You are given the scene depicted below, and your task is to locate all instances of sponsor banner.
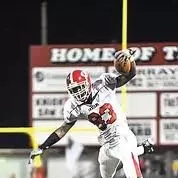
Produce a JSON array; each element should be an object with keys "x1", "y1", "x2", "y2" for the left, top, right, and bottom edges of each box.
[
  {"x1": 30, "y1": 43, "x2": 178, "y2": 66},
  {"x1": 128, "y1": 119, "x2": 157, "y2": 144},
  {"x1": 160, "y1": 119, "x2": 178, "y2": 145},
  {"x1": 116, "y1": 93, "x2": 157, "y2": 117},
  {"x1": 160, "y1": 93, "x2": 178, "y2": 117},
  {"x1": 109, "y1": 65, "x2": 178, "y2": 91},
  {"x1": 33, "y1": 120, "x2": 99, "y2": 146},
  {"x1": 32, "y1": 66, "x2": 105, "y2": 92},
  {"x1": 32, "y1": 94, "x2": 68, "y2": 119}
]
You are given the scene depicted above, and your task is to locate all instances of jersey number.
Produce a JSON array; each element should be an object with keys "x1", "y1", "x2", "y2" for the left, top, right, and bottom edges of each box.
[{"x1": 88, "y1": 103, "x2": 116, "y2": 130}]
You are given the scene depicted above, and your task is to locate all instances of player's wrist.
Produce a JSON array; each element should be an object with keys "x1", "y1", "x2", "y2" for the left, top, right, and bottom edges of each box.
[
  {"x1": 38, "y1": 145, "x2": 46, "y2": 151},
  {"x1": 39, "y1": 132, "x2": 60, "y2": 150}
]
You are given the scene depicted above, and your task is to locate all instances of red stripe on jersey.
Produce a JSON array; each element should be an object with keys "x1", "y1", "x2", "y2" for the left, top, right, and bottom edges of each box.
[{"x1": 131, "y1": 153, "x2": 142, "y2": 178}]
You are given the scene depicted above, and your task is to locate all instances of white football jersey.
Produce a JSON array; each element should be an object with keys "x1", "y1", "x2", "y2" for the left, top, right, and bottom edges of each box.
[{"x1": 64, "y1": 72, "x2": 130, "y2": 145}]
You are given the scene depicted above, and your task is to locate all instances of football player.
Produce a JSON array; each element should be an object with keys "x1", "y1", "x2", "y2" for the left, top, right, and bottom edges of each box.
[{"x1": 29, "y1": 48, "x2": 154, "y2": 178}]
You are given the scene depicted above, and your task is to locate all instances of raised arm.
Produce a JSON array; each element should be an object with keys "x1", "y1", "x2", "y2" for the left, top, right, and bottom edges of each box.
[
  {"x1": 104, "y1": 49, "x2": 136, "y2": 90},
  {"x1": 115, "y1": 60, "x2": 136, "y2": 88}
]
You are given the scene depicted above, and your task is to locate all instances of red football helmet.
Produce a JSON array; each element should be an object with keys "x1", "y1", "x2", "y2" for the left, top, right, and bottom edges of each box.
[{"x1": 66, "y1": 70, "x2": 92, "y2": 102}]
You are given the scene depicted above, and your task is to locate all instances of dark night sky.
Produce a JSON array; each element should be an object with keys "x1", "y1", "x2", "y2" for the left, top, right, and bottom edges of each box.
[{"x1": 0, "y1": 0, "x2": 178, "y2": 147}]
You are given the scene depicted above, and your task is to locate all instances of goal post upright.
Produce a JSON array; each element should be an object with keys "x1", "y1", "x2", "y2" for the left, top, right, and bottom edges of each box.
[{"x1": 121, "y1": 0, "x2": 128, "y2": 113}]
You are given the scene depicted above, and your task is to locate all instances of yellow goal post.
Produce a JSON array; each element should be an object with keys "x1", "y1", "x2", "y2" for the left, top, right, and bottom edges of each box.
[{"x1": 121, "y1": 0, "x2": 128, "y2": 113}]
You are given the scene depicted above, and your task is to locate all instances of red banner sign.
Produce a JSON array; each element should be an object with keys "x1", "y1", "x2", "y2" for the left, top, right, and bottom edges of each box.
[{"x1": 30, "y1": 42, "x2": 178, "y2": 67}]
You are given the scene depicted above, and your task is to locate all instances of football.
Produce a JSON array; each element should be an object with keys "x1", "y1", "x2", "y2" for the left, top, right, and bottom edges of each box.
[{"x1": 114, "y1": 57, "x2": 131, "y2": 74}]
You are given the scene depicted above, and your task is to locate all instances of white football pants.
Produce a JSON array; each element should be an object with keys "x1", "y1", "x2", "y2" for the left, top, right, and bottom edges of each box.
[{"x1": 98, "y1": 129, "x2": 143, "y2": 178}]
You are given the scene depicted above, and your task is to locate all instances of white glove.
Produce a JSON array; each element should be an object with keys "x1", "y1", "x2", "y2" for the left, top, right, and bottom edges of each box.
[
  {"x1": 114, "y1": 48, "x2": 136, "y2": 62},
  {"x1": 28, "y1": 148, "x2": 43, "y2": 164}
]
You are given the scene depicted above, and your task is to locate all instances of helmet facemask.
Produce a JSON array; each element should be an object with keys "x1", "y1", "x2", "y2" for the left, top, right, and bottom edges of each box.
[{"x1": 67, "y1": 80, "x2": 91, "y2": 102}]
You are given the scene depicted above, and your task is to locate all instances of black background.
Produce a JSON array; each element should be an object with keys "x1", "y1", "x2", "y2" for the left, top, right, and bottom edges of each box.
[{"x1": 0, "y1": 0, "x2": 177, "y2": 147}]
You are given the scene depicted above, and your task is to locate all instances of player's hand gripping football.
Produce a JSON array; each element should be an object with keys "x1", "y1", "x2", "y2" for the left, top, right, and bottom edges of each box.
[
  {"x1": 28, "y1": 148, "x2": 43, "y2": 164},
  {"x1": 113, "y1": 48, "x2": 136, "y2": 74}
]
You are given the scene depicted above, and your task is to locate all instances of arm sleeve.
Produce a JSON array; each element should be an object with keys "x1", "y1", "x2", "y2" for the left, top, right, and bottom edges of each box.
[{"x1": 39, "y1": 132, "x2": 60, "y2": 150}]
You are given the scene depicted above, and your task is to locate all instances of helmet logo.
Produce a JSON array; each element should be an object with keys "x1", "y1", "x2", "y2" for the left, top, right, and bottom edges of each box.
[{"x1": 80, "y1": 71, "x2": 86, "y2": 78}]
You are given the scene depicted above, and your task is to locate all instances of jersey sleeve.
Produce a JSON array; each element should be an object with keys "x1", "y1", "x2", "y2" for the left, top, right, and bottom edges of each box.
[
  {"x1": 100, "y1": 73, "x2": 120, "y2": 90},
  {"x1": 63, "y1": 99, "x2": 78, "y2": 123}
]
